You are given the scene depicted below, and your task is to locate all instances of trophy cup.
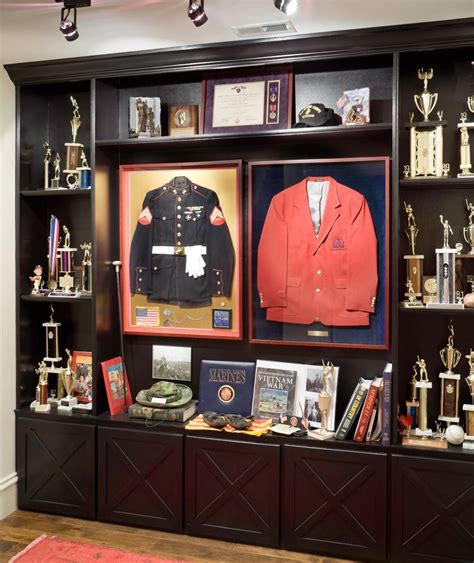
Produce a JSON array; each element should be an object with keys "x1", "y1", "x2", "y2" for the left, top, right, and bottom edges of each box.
[
  {"x1": 462, "y1": 349, "x2": 474, "y2": 449},
  {"x1": 438, "y1": 321, "x2": 461, "y2": 423},
  {"x1": 457, "y1": 97, "x2": 474, "y2": 178},
  {"x1": 77, "y1": 150, "x2": 91, "y2": 190},
  {"x1": 402, "y1": 202, "x2": 424, "y2": 306},
  {"x1": 59, "y1": 349, "x2": 78, "y2": 411},
  {"x1": 43, "y1": 141, "x2": 52, "y2": 190},
  {"x1": 80, "y1": 242, "x2": 92, "y2": 293},
  {"x1": 63, "y1": 96, "x2": 83, "y2": 190},
  {"x1": 404, "y1": 69, "x2": 449, "y2": 178},
  {"x1": 427, "y1": 215, "x2": 462, "y2": 308},
  {"x1": 310, "y1": 361, "x2": 335, "y2": 441},
  {"x1": 463, "y1": 199, "x2": 474, "y2": 255},
  {"x1": 31, "y1": 361, "x2": 51, "y2": 413}
]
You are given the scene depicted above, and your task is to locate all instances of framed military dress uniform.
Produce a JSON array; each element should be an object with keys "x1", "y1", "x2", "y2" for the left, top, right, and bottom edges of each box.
[
  {"x1": 120, "y1": 161, "x2": 242, "y2": 339},
  {"x1": 249, "y1": 157, "x2": 390, "y2": 349}
]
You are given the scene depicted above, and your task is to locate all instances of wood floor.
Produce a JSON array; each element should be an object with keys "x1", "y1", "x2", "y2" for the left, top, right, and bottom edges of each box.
[{"x1": 0, "y1": 510, "x2": 355, "y2": 563}]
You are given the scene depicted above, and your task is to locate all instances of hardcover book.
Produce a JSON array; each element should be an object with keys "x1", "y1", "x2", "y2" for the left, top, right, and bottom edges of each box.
[
  {"x1": 381, "y1": 362, "x2": 393, "y2": 446},
  {"x1": 198, "y1": 361, "x2": 255, "y2": 416},
  {"x1": 252, "y1": 360, "x2": 299, "y2": 421},
  {"x1": 335, "y1": 378, "x2": 371, "y2": 440},
  {"x1": 354, "y1": 377, "x2": 382, "y2": 442}
]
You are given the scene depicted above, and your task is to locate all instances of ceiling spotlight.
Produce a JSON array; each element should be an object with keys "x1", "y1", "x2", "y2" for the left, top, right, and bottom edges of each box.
[
  {"x1": 188, "y1": 0, "x2": 208, "y2": 27},
  {"x1": 274, "y1": 0, "x2": 298, "y2": 16},
  {"x1": 60, "y1": 7, "x2": 79, "y2": 41}
]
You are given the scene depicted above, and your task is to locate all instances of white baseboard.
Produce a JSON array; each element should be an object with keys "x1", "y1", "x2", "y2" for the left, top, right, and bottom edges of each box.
[{"x1": 0, "y1": 472, "x2": 17, "y2": 519}]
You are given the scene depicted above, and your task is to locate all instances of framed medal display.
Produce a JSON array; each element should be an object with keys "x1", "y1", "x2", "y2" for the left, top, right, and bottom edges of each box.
[
  {"x1": 120, "y1": 161, "x2": 242, "y2": 340},
  {"x1": 249, "y1": 157, "x2": 390, "y2": 349},
  {"x1": 201, "y1": 68, "x2": 293, "y2": 135}
]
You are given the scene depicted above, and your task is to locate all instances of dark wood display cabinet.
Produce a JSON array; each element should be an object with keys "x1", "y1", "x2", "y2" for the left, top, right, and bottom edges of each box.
[{"x1": 6, "y1": 18, "x2": 474, "y2": 563}]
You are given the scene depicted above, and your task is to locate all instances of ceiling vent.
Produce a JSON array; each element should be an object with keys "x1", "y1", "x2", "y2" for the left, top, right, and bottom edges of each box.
[{"x1": 232, "y1": 20, "x2": 296, "y2": 39}]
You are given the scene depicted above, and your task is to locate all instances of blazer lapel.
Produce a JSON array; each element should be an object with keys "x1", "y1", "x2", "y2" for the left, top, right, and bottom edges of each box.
[{"x1": 293, "y1": 177, "x2": 341, "y2": 256}]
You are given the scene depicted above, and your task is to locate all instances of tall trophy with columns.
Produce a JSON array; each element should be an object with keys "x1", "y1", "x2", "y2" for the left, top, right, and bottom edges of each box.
[
  {"x1": 457, "y1": 96, "x2": 474, "y2": 178},
  {"x1": 463, "y1": 350, "x2": 474, "y2": 450},
  {"x1": 63, "y1": 96, "x2": 83, "y2": 189},
  {"x1": 402, "y1": 201, "x2": 423, "y2": 306},
  {"x1": 438, "y1": 321, "x2": 461, "y2": 424}
]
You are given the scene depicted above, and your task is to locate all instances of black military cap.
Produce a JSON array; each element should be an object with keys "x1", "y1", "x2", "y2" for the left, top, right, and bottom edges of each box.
[{"x1": 294, "y1": 103, "x2": 342, "y2": 128}]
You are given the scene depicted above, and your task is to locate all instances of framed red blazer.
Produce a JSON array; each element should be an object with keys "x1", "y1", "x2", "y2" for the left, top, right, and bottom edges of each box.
[{"x1": 257, "y1": 176, "x2": 378, "y2": 326}]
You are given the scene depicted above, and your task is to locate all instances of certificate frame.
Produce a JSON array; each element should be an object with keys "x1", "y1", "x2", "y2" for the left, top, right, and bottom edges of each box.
[
  {"x1": 201, "y1": 67, "x2": 293, "y2": 134},
  {"x1": 119, "y1": 160, "x2": 243, "y2": 340},
  {"x1": 248, "y1": 157, "x2": 390, "y2": 350}
]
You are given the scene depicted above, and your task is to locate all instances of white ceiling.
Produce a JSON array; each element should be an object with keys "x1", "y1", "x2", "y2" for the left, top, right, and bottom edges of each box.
[{"x1": 0, "y1": 0, "x2": 473, "y2": 65}]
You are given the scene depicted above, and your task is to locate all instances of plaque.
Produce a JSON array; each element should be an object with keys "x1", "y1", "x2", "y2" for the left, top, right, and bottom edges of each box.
[{"x1": 169, "y1": 105, "x2": 199, "y2": 136}]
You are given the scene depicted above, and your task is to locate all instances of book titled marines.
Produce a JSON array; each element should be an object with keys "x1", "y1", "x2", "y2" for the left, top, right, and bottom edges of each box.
[
  {"x1": 198, "y1": 361, "x2": 255, "y2": 416},
  {"x1": 335, "y1": 378, "x2": 371, "y2": 440},
  {"x1": 252, "y1": 360, "x2": 298, "y2": 421}
]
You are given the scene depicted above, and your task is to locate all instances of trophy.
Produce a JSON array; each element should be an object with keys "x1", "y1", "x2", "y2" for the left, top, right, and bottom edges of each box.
[
  {"x1": 438, "y1": 321, "x2": 461, "y2": 423},
  {"x1": 32, "y1": 361, "x2": 50, "y2": 413},
  {"x1": 402, "y1": 202, "x2": 424, "y2": 305},
  {"x1": 80, "y1": 242, "x2": 92, "y2": 293},
  {"x1": 50, "y1": 153, "x2": 63, "y2": 189},
  {"x1": 77, "y1": 150, "x2": 91, "y2": 190},
  {"x1": 413, "y1": 356, "x2": 432, "y2": 436},
  {"x1": 404, "y1": 69, "x2": 449, "y2": 178},
  {"x1": 427, "y1": 215, "x2": 462, "y2": 308},
  {"x1": 54, "y1": 225, "x2": 78, "y2": 294},
  {"x1": 59, "y1": 349, "x2": 78, "y2": 410},
  {"x1": 463, "y1": 199, "x2": 474, "y2": 255},
  {"x1": 457, "y1": 97, "x2": 474, "y2": 178},
  {"x1": 63, "y1": 96, "x2": 83, "y2": 189},
  {"x1": 462, "y1": 349, "x2": 474, "y2": 449},
  {"x1": 310, "y1": 361, "x2": 335, "y2": 441},
  {"x1": 43, "y1": 141, "x2": 52, "y2": 190},
  {"x1": 43, "y1": 305, "x2": 62, "y2": 371},
  {"x1": 406, "y1": 365, "x2": 420, "y2": 429}
]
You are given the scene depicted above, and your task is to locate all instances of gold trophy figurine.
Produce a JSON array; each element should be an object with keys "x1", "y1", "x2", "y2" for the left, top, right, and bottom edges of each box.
[
  {"x1": 457, "y1": 96, "x2": 474, "y2": 178},
  {"x1": 438, "y1": 320, "x2": 461, "y2": 423},
  {"x1": 463, "y1": 199, "x2": 474, "y2": 255},
  {"x1": 311, "y1": 361, "x2": 336, "y2": 441},
  {"x1": 463, "y1": 350, "x2": 474, "y2": 449}
]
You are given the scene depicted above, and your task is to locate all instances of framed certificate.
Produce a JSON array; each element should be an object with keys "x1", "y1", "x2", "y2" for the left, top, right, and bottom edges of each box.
[{"x1": 201, "y1": 68, "x2": 293, "y2": 134}]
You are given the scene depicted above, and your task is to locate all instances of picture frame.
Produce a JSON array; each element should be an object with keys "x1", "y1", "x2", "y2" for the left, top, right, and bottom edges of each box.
[
  {"x1": 101, "y1": 356, "x2": 133, "y2": 416},
  {"x1": 201, "y1": 67, "x2": 293, "y2": 135},
  {"x1": 152, "y1": 345, "x2": 192, "y2": 381},
  {"x1": 249, "y1": 157, "x2": 390, "y2": 349},
  {"x1": 71, "y1": 350, "x2": 93, "y2": 404},
  {"x1": 212, "y1": 308, "x2": 232, "y2": 329},
  {"x1": 120, "y1": 161, "x2": 242, "y2": 340}
]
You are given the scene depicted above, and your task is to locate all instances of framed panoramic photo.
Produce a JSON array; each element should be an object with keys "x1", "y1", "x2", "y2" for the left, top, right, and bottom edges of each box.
[
  {"x1": 201, "y1": 68, "x2": 293, "y2": 134},
  {"x1": 249, "y1": 157, "x2": 390, "y2": 349},
  {"x1": 120, "y1": 161, "x2": 242, "y2": 339}
]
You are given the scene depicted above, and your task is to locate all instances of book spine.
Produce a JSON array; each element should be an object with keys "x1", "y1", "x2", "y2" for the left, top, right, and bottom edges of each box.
[
  {"x1": 335, "y1": 382, "x2": 366, "y2": 440},
  {"x1": 381, "y1": 369, "x2": 392, "y2": 446},
  {"x1": 354, "y1": 381, "x2": 379, "y2": 442},
  {"x1": 365, "y1": 398, "x2": 378, "y2": 442}
]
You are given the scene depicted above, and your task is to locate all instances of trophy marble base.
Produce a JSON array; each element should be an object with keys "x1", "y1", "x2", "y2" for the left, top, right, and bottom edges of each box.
[
  {"x1": 57, "y1": 405, "x2": 74, "y2": 415},
  {"x1": 415, "y1": 427, "x2": 433, "y2": 437},
  {"x1": 458, "y1": 173, "x2": 474, "y2": 178},
  {"x1": 402, "y1": 435, "x2": 448, "y2": 449},
  {"x1": 426, "y1": 302, "x2": 464, "y2": 309},
  {"x1": 48, "y1": 291, "x2": 81, "y2": 298},
  {"x1": 402, "y1": 300, "x2": 424, "y2": 308},
  {"x1": 60, "y1": 396, "x2": 78, "y2": 408},
  {"x1": 30, "y1": 401, "x2": 51, "y2": 413},
  {"x1": 308, "y1": 429, "x2": 335, "y2": 441},
  {"x1": 463, "y1": 436, "x2": 474, "y2": 450},
  {"x1": 49, "y1": 179, "x2": 66, "y2": 190}
]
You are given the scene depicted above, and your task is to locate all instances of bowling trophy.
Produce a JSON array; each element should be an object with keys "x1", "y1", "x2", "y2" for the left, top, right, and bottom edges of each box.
[
  {"x1": 457, "y1": 97, "x2": 474, "y2": 177},
  {"x1": 404, "y1": 69, "x2": 449, "y2": 178},
  {"x1": 462, "y1": 349, "x2": 474, "y2": 449},
  {"x1": 438, "y1": 321, "x2": 461, "y2": 423},
  {"x1": 402, "y1": 202, "x2": 424, "y2": 306}
]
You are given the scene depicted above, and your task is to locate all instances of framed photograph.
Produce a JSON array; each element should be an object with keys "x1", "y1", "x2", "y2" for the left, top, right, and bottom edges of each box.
[
  {"x1": 249, "y1": 157, "x2": 390, "y2": 349},
  {"x1": 153, "y1": 345, "x2": 192, "y2": 381},
  {"x1": 212, "y1": 308, "x2": 232, "y2": 329},
  {"x1": 201, "y1": 68, "x2": 293, "y2": 134},
  {"x1": 101, "y1": 357, "x2": 133, "y2": 416},
  {"x1": 71, "y1": 350, "x2": 92, "y2": 404},
  {"x1": 297, "y1": 364, "x2": 340, "y2": 431},
  {"x1": 120, "y1": 161, "x2": 242, "y2": 340}
]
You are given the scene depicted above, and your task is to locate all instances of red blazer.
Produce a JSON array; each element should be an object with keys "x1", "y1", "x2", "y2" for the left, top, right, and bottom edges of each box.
[{"x1": 257, "y1": 176, "x2": 378, "y2": 326}]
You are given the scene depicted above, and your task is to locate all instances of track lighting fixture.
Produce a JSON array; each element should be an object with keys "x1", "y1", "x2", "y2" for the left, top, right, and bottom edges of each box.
[
  {"x1": 188, "y1": 0, "x2": 208, "y2": 27},
  {"x1": 274, "y1": 0, "x2": 298, "y2": 16},
  {"x1": 60, "y1": 7, "x2": 79, "y2": 41}
]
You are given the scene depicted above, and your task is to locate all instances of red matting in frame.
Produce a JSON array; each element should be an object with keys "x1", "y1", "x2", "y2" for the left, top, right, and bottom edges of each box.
[
  {"x1": 248, "y1": 157, "x2": 390, "y2": 350},
  {"x1": 120, "y1": 161, "x2": 243, "y2": 340}
]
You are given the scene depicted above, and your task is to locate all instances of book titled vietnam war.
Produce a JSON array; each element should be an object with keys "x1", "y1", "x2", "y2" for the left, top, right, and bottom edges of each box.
[
  {"x1": 252, "y1": 360, "x2": 299, "y2": 421},
  {"x1": 198, "y1": 361, "x2": 256, "y2": 416}
]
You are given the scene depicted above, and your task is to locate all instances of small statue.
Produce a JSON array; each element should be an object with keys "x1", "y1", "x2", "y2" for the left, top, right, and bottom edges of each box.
[
  {"x1": 80, "y1": 150, "x2": 89, "y2": 168},
  {"x1": 145, "y1": 106, "x2": 155, "y2": 134},
  {"x1": 416, "y1": 356, "x2": 429, "y2": 382},
  {"x1": 466, "y1": 199, "x2": 474, "y2": 226},
  {"x1": 35, "y1": 361, "x2": 48, "y2": 385},
  {"x1": 405, "y1": 279, "x2": 416, "y2": 303},
  {"x1": 70, "y1": 96, "x2": 81, "y2": 142},
  {"x1": 53, "y1": 153, "x2": 61, "y2": 181},
  {"x1": 62, "y1": 225, "x2": 71, "y2": 249},
  {"x1": 29, "y1": 264, "x2": 43, "y2": 294},
  {"x1": 404, "y1": 201, "x2": 416, "y2": 227},
  {"x1": 43, "y1": 141, "x2": 52, "y2": 164},
  {"x1": 440, "y1": 215, "x2": 453, "y2": 248}
]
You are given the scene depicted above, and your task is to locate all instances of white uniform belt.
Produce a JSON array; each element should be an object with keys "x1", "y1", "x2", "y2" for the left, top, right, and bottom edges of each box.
[
  {"x1": 152, "y1": 245, "x2": 207, "y2": 256},
  {"x1": 152, "y1": 245, "x2": 207, "y2": 279}
]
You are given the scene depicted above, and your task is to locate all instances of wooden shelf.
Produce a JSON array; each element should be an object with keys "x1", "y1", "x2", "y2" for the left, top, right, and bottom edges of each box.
[
  {"x1": 399, "y1": 304, "x2": 474, "y2": 314},
  {"x1": 399, "y1": 177, "x2": 474, "y2": 188},
  {"x1": 21, "y1": 189, "x2": 91, "y2": 197},
  {"x1": 20, "y1": 293, "x2": 92, "y2": 303},
  {"x1": 96, "y1": 123, "x2": 392, "y2": 149}
]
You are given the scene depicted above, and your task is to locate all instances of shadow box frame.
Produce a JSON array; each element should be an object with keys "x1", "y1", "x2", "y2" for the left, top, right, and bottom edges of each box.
[
  {"x1": 248, "y1": 157, "x2": 390, "y2": 350},
  {"x1": 200, "y1": 66, "x2": 293, "y2": 135},
  {"x1": 120, "y1": 160, "x2": 243, "y2": 340}
]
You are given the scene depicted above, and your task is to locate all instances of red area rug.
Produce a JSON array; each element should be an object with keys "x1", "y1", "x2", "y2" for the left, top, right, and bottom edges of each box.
[{"x1": 10, "y1": 534, "x2": 186, "y2": 562}]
